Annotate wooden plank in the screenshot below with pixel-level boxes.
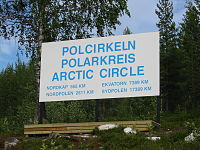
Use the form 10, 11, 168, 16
126, 125, 151, 128
24, 120, 156, 135
152, 121, 161, 127
24, 130, 94, 134
24, 126, 96, 131
24, 124, 149, 132
24, 120, 153, 128
24, 127, 149, 135
137, 127, 149, 131
25, 124, 149, 130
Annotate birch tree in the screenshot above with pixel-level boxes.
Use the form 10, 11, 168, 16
0, 0, 130, 123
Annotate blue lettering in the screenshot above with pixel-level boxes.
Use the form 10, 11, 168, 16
112, 68, 119, 77
77, 58, 84, 67
100, 56, 108, 65
120, 67, 128, 77
122, 41, 129, 50
52, 72, 59, 81
86, 70, 94, 79
117, 54, 124, 64
62, 59, 68, 68
106, 43, 113, 52
84, 57, 91, 66
92, 57, 99, 66
98, 43, 105, 53
115, 42, 121, 51
109, 55, 116, 64
130, 67, 136, 76
68, 58, 77, 68
128, 41, 136, 50
78, 46, 84, 54
76, 70, 82, 79
128, 54, 135, 63
138, 66, 144, 75
85, 44, 93, 54
62, 47, 68, 56
70, 46, 78, 55
100, 68, 107, 78
60, 72, 67, 81
68, 71, 75, 80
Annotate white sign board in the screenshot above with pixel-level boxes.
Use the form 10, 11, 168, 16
39, 32, 160, 102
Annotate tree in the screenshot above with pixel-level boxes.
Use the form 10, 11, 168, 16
194, 0, 200, 12
156, 0, 183, 112
0, 60, 37, 130
123, 26, 132, 34
0, 0, 130, 123
179, 1, 200, 110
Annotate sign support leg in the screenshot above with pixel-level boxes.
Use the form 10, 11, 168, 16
156, 96, 161, 123
39, 102, 46, 124
95, 100, 100, 122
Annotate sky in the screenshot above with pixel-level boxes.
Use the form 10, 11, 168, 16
0, 0, 187, 71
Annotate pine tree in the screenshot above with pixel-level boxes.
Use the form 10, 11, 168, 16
179, 1, 200, 110
156, 0, 182, 112
123, 26, 132, 34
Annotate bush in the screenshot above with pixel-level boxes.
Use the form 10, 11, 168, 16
94, 127, 148, 150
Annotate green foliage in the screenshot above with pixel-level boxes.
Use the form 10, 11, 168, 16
0, 0, 131, 124
11, 138, 73, 150
16, 100, 37, 126
184, 121, 197, 132
0, 0, 130, 57
10, 138, 43, 150
0, 117, 10, 134
95, 127, 148, 150
156, 0, 184, 112
0, 1, 199, 143
3, 111, 200, 149
99, 97, 156, 121
160, 110, 200, 132
0, 61, 37, 135
179, 1, 200, 110
94, 125, 199, 150
46, 102, 68, 123
46, 101, 90, 123
65, 101, 88, 122
40, 140, 63, 150
0, 0, 132, 132
0, 61, 157, 135
155, 0, 200, 112
162, 130, 189, 143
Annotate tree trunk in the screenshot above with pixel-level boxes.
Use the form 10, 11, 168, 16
95, 100, 100, 122
36, 25, 46, 124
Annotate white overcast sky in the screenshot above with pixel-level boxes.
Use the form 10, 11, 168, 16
0, 0, 187, 71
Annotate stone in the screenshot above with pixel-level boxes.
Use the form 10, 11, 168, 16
4, 137, 19, 150
185, 133, 196, 142
146, 137, 161, 141
72, 134, 97, 138
49, 133, 61, 139
123, 127, 137, 134
98, 124, 118, 130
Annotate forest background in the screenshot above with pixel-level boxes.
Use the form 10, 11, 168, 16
0, 0, 199, 135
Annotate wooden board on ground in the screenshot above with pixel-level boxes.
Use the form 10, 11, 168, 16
24, 120, 160, 135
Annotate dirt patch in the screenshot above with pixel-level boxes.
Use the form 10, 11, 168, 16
0, 137, 5, 149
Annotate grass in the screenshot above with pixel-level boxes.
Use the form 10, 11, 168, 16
9, 137, 74, 150
1, 111, 200, 150
94, 126, 200, 150
11, 126, 199, 150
